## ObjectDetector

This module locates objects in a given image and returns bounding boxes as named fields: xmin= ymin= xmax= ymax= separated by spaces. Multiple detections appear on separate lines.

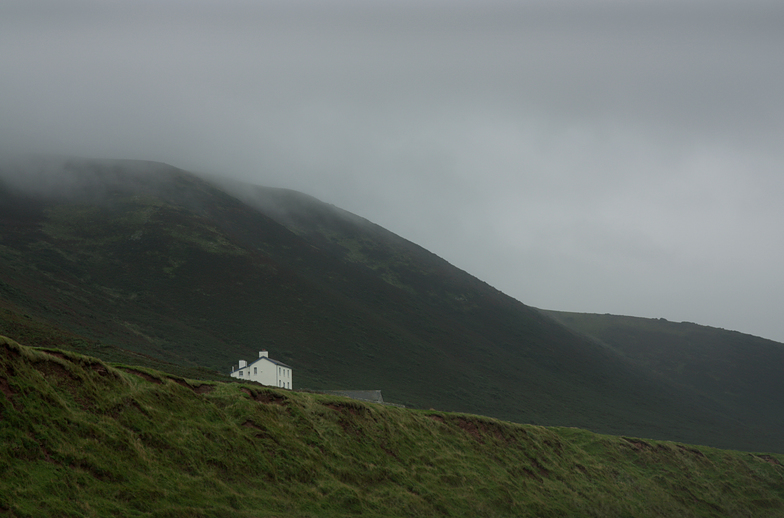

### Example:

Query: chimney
xmin=259 ymin=350 xmax=269 ymax=358
xmin=239 ymin=360 xmax=247 ymax=369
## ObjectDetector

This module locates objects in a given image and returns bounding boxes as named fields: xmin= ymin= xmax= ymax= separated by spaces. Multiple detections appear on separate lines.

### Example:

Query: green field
xmin=2 ymin=335 xmax=784 ymax=517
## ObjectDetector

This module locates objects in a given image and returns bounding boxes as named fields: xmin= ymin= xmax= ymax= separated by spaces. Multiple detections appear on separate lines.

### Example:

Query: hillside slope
xmin=0 ymin=156 xmax=778 ymax=452
xmin=542 ymin=310 xmax=784 ymax=447
xmin=3 ymin=337 xmax=784 ymax=518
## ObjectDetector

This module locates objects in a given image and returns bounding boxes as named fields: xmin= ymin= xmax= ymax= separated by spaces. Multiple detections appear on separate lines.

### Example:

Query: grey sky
xmin=2 ymin=0 xmax=784 ymax=341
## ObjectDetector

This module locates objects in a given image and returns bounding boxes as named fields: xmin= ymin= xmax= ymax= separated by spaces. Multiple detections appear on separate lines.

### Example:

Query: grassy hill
xmin=0 ymin=156 xmax=782 ymax=452
xmin=2 ymin=336 xmax=784 ymax=517
xmin=542 ymin=310 xmax=784 ymax=449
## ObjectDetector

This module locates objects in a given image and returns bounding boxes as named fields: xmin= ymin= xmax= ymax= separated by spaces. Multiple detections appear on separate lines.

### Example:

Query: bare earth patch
xmin=241 ymin=387 xmax=288 ymax=405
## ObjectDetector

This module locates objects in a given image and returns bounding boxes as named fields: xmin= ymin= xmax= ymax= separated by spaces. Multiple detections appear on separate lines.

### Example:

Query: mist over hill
xmin=1 ymin=156 xmax=783 ymax=452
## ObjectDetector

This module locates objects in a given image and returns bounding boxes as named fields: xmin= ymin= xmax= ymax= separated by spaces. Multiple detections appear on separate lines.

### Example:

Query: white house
xmin=230 ymin=350 xmax=292 ymax=389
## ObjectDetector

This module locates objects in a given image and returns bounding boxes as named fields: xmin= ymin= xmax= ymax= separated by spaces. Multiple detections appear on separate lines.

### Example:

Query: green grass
xmin=2 ymin=335 xmax=784 ymax=517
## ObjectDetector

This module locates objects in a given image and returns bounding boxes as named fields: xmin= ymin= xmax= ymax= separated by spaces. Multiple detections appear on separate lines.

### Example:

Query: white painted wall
xmin=230 ymin=351 xmax=292 ymax=389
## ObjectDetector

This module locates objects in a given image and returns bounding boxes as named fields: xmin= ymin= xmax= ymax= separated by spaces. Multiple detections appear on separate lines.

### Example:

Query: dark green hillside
xmin=542 ymin=310 xmax=784 ymax=444
xmin=0 ymin=302 xmax=228 ymax=382
xmin=0 ymin=157 xmax=779 ymax=452
xmin=3 ymin=337 xmax=784 ymax=518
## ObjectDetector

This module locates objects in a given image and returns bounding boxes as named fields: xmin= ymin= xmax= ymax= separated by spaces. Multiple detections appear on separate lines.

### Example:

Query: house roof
xmin=246 ymin=356 xmax=291 ymax=369
xmin=322 ymin=390 xmax=384 ymax=403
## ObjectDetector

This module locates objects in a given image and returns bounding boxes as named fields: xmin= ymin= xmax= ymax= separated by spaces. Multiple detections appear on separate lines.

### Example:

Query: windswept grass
xmin=2 ymin=336 xmax=784 ymax=517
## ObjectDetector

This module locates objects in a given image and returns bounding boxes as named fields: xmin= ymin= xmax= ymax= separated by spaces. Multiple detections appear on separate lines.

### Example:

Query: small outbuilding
xmin=230 ymin=350 xmax=292 ymax=389
xmin=321 ymin=390 xmax=384 ymax=404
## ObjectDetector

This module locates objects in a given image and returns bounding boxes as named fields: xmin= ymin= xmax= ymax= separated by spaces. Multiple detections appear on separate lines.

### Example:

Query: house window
xmin=254 ymin=367 xmax=257 ymax=375
xmin=239 ymin=371 xmax=243 ymax=376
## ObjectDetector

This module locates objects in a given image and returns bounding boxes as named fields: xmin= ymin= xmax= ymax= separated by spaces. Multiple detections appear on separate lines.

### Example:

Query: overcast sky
xmin=2 ymin=0 xmax=784 ymax=342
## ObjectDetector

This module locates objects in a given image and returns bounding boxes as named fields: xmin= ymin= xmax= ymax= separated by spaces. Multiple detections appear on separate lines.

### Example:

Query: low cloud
xmin=2 ymin=0 xmax=784 ymax=340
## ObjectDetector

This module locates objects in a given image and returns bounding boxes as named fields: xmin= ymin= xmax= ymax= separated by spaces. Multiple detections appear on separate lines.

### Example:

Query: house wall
xmin=230 ymin=358 xmax=293 ymax=389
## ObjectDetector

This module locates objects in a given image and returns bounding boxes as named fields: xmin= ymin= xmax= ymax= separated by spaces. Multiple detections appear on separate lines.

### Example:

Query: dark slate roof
xmin=247 ymin=356 xmax=291 ymax=369
xmin=322 ymin=390 xmax=384 ymax=403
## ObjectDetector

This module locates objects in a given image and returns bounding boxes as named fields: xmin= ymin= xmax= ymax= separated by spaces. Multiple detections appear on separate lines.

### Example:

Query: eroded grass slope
xmin=2 ymin=336 xmax=784 ymax=517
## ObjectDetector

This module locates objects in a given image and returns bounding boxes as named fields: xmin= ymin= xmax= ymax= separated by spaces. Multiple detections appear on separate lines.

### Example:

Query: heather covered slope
xmin=542 ymin=310 xmax=784 ymax=449
xmin=0 ymin=157 xmax=778 ymax=452
xmin=2 ymin=337 xmax=784 ymax=518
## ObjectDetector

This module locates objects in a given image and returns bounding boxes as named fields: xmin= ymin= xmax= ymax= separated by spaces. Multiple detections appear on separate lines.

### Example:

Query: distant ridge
xmin=543 ymin=309 xmax=784 ymax=448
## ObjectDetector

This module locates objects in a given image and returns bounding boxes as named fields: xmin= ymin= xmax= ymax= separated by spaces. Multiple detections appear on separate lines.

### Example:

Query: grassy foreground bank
xmin=1 ymin=336 xmax=783 ymax=517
